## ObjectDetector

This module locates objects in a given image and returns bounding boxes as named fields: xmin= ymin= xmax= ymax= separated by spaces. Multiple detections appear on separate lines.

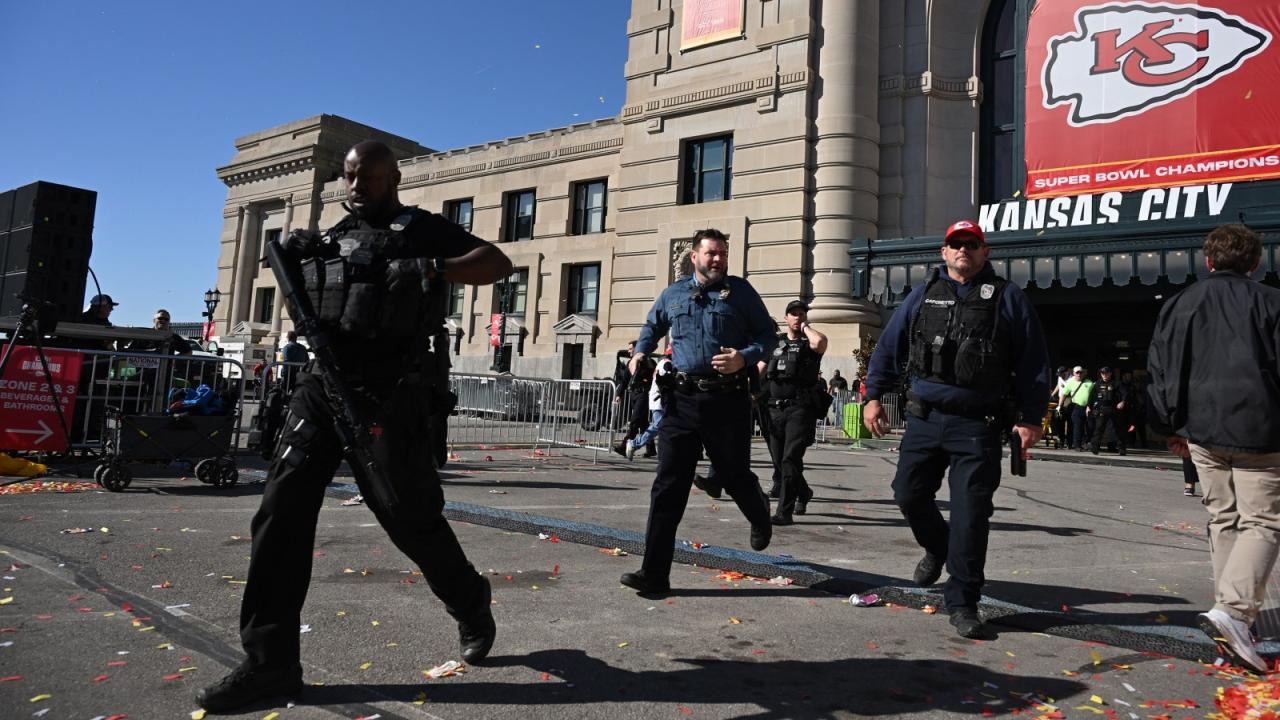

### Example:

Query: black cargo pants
xmin=238 ymin=369 xmax=486 ymax=669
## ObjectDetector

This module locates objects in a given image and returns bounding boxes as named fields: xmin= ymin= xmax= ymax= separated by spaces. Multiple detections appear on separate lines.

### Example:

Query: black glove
xmin=279 ymin=229 xmax=322 ymax=257
xmin=386 ymin=258 xmax=432 ymax=295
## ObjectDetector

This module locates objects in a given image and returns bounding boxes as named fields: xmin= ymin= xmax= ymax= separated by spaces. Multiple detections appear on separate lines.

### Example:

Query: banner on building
xmin=1025 ymin=1 xmax=1280 ymax=197
xmin=680 ymin=0 xmax=745 ymax=51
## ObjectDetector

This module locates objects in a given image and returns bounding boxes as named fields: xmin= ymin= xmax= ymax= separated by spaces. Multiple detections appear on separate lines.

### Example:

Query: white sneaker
xmin=1198 ymin=608 xmax=1269 ymax=674
xmin=625 ymin=442 xmax=637 ymax=461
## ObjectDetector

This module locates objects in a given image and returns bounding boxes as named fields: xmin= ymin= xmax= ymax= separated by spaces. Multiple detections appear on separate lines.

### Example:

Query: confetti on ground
xmin=848 ymin=593 xmax=880 ymax=607
xmin=341 ymin=496 xmax=365 ymax=506
xmin=424 ymin=661 xmax=465 ymax=679
xmin=60 ymin=528 xmax=91 ymax=534
xmin=0 ymin=480 xmax=96 ymax=495
xmin=922 ymin=605 xmax=937 ymax=615
xmin=29 ymin=693 xmax=51 ymax=702
xmin=767 ymin=576 xmax=793 ymax=586
xmin=728 ymin=617 xmax=742 ymax=625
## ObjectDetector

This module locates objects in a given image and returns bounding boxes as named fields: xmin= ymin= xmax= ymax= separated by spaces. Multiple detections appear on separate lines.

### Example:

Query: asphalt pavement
xmin=0 ymin=442 xmax=1270 ymax=719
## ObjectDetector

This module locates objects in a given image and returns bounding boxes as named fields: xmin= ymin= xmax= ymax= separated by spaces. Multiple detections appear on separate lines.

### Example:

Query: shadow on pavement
xmin=297 ymin=650 xmax=1087 ymax=718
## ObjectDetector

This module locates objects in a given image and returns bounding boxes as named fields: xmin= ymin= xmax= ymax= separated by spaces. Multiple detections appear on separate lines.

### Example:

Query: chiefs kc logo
xmin=1043 ymin=2 xmax=1271 ymax=126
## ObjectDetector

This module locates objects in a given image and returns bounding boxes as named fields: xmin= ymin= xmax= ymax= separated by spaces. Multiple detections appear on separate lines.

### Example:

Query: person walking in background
xmin=1061 ymin=366 xmax=1093 ymax=450
xmin=1148 ymin=224 xmax=1280 ymax=675
xmin=1050 ymin=366 xmax=1069 ymax=449
xmin=280 ymin=330 xmax=310 ymax=391
xmin=626 ymin=345 xmax=674 ymax=460
xmin=1088 ymin=366 xmax=1128 ymax=456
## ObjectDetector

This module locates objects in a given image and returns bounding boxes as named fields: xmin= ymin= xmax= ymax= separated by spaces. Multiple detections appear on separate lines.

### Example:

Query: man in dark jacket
xmin=1148 ymin=223 xmax=1280 ymax=675
xmin=1087 ymin=366 xmax=1128 ymax=455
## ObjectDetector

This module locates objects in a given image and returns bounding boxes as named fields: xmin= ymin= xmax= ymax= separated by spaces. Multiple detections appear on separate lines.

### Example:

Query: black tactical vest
xmin=1094 ymin=380 xmax=1122 ymax=408
xmin=300 ymin=207 xmax=445 ymax=359
xmin=906 ymin=267 xmax=1012 ymax=393
xmin=767 ymin=333 xmax=821 ymax=400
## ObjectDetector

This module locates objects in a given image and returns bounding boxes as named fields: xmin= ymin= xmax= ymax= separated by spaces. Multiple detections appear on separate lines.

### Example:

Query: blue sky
xmin=0 ymin=1 xmax=629 ymax=326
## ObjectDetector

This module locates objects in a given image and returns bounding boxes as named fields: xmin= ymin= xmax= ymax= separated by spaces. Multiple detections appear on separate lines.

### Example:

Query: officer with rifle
xmin=761 ymin=299 xmax=828 ymax=526
xmin=1088 ymin=366 xmax=1129 ymax=456
xmin=197 ymin=141 xmax=513 ymax=713
xmin=862 ymin=220 xmax=1050 ymax=639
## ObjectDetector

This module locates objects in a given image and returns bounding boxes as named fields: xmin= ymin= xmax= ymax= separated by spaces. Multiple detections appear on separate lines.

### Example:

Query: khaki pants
xmin=1191 ymin=443 xmax=1280 ymax=624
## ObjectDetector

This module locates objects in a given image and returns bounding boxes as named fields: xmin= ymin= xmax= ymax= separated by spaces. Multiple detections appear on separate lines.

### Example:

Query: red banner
xmin=680 ymin=0 xmax=744 ymax=50
xmin=489 ymin=313 xmax=503 ymax=348
xmin=1026 ymin=1 xmax=1280 ymax=197
xmin=0 ymin=347 xmax=82 ymax=452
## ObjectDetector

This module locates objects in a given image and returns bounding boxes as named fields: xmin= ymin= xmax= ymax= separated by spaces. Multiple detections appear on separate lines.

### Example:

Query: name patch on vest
xmin=924 ymin=298 xmax=956 ymax=307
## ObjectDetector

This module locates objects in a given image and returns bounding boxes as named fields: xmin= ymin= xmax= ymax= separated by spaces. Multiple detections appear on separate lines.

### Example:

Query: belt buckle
xmin=695 ymin=378 xmax=711 ymax=392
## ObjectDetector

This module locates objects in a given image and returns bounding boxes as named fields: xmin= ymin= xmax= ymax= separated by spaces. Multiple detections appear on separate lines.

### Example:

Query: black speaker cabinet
xmin=0 ymin=182 xmax=96 ymax=322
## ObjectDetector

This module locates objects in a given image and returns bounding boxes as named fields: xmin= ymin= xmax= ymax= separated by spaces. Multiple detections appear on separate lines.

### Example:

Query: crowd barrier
xmin=64 ymin=349 xmax=246 ymax=451
xmin=237 ymin=368 xmax=893 ymax=460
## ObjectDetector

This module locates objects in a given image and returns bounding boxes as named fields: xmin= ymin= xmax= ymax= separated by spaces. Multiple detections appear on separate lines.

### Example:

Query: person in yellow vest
xmin=1060 ymin=366 xmax=1094 ymax=450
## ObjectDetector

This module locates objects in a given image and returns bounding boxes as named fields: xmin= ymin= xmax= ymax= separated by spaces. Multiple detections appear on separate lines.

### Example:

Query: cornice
xmin=879 ymin=72 xmax=980 ymax=101
xmin=621 ymin=69 xmax=810 ymax=123
xmin=217 ymin=147 xmax=333 ymax=188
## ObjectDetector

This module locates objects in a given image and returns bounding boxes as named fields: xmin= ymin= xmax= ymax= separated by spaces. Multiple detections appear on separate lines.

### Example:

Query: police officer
xmin=863 ymin=219 xmax=1050 ymax=639
xmin=619 ymin=228 xmax=777 ymax=595
xmin=613 ymin=340 xmax=657 ymax=458
xmin=762 ymin=299 xmax=828 ymax=525
xmin=1088 ymin=366 xmax=1128 ymax=455
xmin=197 ymin=141 xmax=513 ymax=713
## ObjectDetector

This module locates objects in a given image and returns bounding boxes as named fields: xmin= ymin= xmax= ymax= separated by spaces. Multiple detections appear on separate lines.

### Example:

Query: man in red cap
xmin=861 ymin=219 xmax=1051 ymax=639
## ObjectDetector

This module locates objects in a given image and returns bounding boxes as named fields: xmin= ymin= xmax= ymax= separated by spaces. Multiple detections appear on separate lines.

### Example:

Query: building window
xmin=445 ymin=198 xmax=473 ymax=231
xmin=979 ymin=0 xmax=1025 ymax=203
xmin=255 ymin=287 xmax=275 ymax=325
xmin=448 ymin=282 xmax=466 ymax=318
xmin=503 ymin=190 xmax=536 ymax=242
xmin=571 ymin=179 xmax=607 ymax=235
xmin=262 ymin=227 xmax=282 ymax=257
xmin=681 ymin=135 xmax=733 ymax=204
xmin=492 ymin=269 xmax=529 ymax=315
xmin=566 ymin=263 xmax=600 ymax=316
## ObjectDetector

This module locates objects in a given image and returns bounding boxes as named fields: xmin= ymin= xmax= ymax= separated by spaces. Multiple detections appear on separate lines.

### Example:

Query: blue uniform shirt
xmin=636 ymin=275 xmax=776 ymax=375
xmin=865 ymin=263 xmax=1052 ymax=425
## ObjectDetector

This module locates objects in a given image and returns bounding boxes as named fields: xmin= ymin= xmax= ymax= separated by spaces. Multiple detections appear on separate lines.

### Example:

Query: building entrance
xmin=1025 ymin=279 xmax=1186 ymax=379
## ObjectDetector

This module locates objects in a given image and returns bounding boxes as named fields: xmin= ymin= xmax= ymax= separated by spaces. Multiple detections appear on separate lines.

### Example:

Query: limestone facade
xmin=215 ymin=0 xmax=1002 ymax=380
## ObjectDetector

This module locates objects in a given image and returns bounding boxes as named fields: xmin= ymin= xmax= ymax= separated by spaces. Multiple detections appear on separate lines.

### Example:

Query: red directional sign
xmin=0 ymin=346 xmax=82 ymax=452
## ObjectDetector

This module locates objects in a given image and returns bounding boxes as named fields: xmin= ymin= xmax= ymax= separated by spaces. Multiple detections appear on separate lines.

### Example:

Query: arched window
xmin=978 ymin=0 xmax=1028 ymax=203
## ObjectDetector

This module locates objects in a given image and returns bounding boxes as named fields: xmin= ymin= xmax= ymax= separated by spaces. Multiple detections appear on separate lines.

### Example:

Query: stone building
xmin=213 ymin=0 xmax=1280 ymax=379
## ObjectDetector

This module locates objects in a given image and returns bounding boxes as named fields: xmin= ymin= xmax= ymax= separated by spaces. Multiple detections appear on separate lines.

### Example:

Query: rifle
xmin=264 ymin=237 xmax=401 ymax=510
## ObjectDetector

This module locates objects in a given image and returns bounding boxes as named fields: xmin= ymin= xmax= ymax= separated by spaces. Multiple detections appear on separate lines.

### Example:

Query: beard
xmin=695 ymin=261 xmax=725 ymax=283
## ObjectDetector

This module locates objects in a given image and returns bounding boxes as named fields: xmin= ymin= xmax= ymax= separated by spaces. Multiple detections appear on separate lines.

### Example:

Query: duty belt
xmin=768 ymin=398 xmax=797 ymax=409
xmin=673 ymin=372 xmax=749 ymax=394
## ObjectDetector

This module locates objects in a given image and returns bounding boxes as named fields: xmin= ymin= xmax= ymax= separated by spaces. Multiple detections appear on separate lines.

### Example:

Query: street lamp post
xmin=202 ymin=288 xmax=222 ymax=346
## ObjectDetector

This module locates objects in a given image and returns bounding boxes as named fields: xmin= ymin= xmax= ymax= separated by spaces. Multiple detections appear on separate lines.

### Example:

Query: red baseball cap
xmin=944 ymin=220 xmax=986 ymax=246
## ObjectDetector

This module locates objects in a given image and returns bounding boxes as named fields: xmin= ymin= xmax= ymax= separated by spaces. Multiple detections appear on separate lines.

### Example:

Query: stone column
xmin=270 ymin=199 xmax=293 ymax=337
xmin=807 ymin=0 xmax=882 ymax=329
xmin=228 ymin=205 xmax=257 ymax=329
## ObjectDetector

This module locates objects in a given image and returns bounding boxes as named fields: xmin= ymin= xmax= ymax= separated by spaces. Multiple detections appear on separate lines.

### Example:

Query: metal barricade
xmin=250 ymin=360 xmax=309 ymax=403
xmin=68 ymin=350 xmax=246 ymax=451
xmin=536 ymin=378 xmax=620 ymax=455
xmin=448 ymin=374 xmax=549 ymax=449
xmin=880 ymin=391 xmax=906 ymax=429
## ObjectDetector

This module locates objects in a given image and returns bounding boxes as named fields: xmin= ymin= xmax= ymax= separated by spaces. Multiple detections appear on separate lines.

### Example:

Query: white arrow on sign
xmin=6 ymin=419 xmax=53 ymax=445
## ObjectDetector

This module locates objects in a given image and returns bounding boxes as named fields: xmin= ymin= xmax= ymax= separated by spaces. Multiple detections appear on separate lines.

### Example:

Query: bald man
xmin=198 ymin=141 xmax=513 ymax=713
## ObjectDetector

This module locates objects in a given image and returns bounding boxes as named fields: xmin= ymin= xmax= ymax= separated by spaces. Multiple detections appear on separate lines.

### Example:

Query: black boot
xmin=692 ymin=474 xmax=722 ymax=499
xmin=620 ymin=570 xmax=670 ymax=595
xmin=458 ymin=577 xmax=496 ymax=664
xmin=196 ymin=663 xmax=303 ymax=713
xmin=795 ymin=486 xmax=814 ymax=515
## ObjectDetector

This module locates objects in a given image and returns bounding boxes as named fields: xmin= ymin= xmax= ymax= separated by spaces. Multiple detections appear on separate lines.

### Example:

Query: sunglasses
xmin=945 ymin=238 xmax=983 ymax=251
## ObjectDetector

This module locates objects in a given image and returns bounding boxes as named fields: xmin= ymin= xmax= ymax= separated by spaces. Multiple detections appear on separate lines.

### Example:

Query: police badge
xmin=980 ymin=284 xmax=995 ymax=300
xmin=719 ymin=287 xmax=731 ymax=300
